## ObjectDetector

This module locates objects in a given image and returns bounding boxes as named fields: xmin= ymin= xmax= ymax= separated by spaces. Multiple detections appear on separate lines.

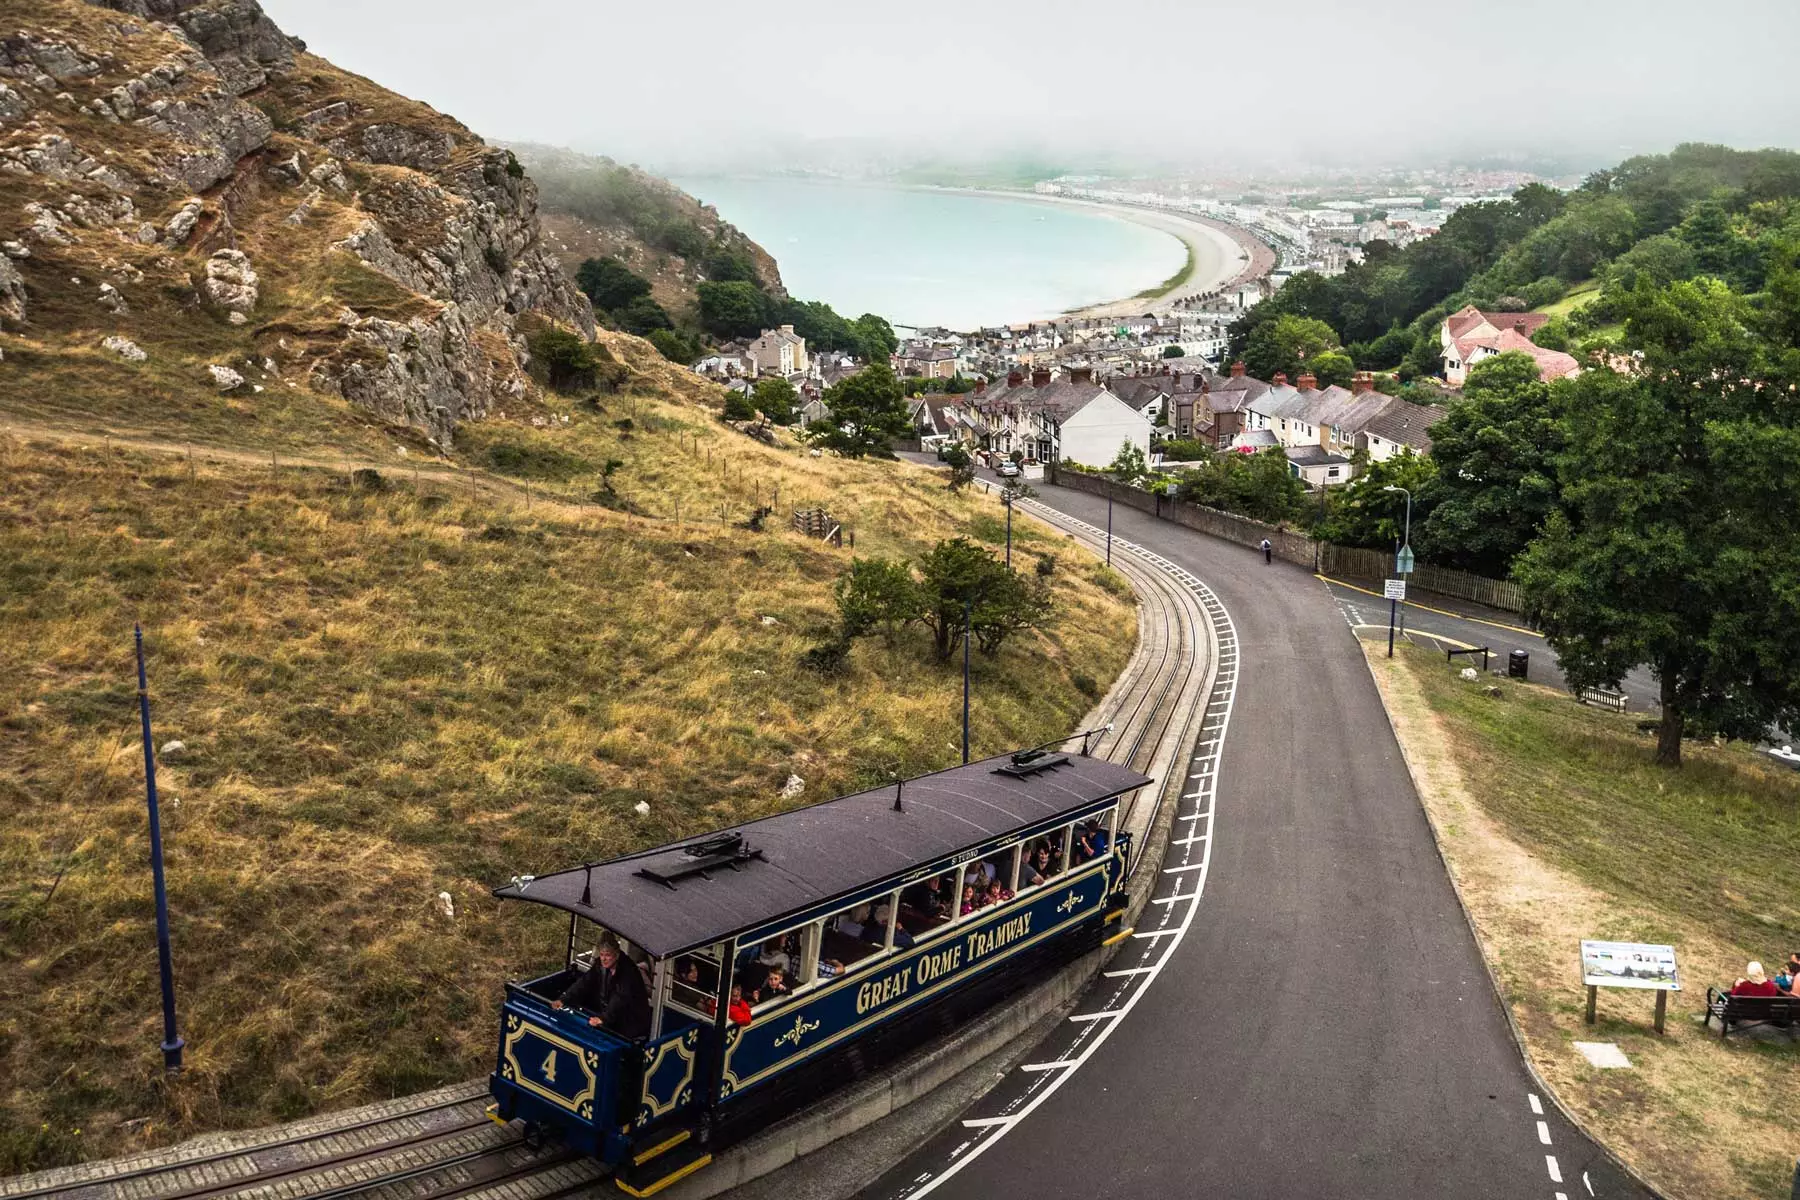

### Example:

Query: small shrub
xmin=484 ymin=441 xmax=592 ymax=481
xmin=1035 ymin=554 xmax=1057 ymax=578
xmin=800 ymin=637 xmax=853 ymax=676
xmin=484 ymin=244 xmax=509 ymax=275
xmin=1090 ymin=565 xmax=1132 ymax=599
xmin=722 ymin=390 xmax=757 ymax=421
xmin=350 ymin=467 xmax=388 ymax=492
xmin=1072 ymin=670 xmax=1100 ymax=699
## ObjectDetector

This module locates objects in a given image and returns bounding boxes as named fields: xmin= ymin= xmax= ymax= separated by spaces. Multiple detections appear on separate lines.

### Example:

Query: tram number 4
xmin=541 ymin=1050 xmax=558 ymax=1083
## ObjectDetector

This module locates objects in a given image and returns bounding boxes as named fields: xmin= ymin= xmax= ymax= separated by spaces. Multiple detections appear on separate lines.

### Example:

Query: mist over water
xmin=673 ymin=179 xmax=1188 ymax=331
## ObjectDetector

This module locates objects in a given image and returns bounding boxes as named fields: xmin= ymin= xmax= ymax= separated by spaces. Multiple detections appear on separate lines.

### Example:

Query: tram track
xmin=0 ymin=1094 xmax=599 ymax=1200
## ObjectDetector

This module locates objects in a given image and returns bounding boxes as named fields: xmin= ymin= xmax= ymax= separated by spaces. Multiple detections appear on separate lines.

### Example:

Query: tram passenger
xmin=755 ymin=938 xmax=792 ymax=975
xmin=960 ymin=882 xmax=980 ymax=916
xmin=727 ymin=984 xmax=753 ymax=1025
xmin=755 ymin=965 xmax=791 ymax=1004
xmin=874 ymin=903 xmax=914 ymax=948
xmin=1023 ymin=844 xmax=1054 ymax=887
xmin=902 ymin=877 xmax=949 ymax=921
xmin=983 ymin=879 xmax=1013 ymax=907
xmin=1076 ymin=819 xmax=1110 ymax=864
xmin=552 ymin=935 xmax=652 ymax=1039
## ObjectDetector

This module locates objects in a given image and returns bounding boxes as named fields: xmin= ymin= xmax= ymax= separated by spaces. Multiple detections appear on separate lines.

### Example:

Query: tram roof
xmin=493 ymin=749 xmax=1152 ymax=958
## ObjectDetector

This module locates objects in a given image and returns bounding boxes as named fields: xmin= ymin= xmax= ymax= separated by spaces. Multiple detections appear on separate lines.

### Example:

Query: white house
xmin=972 ymin=366 xmax=1151 ymax=467
xmin=745 ymin=325 xmax=808 ymax=376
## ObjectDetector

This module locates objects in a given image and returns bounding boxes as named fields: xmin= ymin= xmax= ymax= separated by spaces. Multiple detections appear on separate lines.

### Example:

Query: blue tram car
xmin=487 ymin=746 xmax=1151 ymax=1195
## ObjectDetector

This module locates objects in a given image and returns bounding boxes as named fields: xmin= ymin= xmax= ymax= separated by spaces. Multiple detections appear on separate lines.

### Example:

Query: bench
xmin=1704 ymin=987 xmax=1800 ymax=1038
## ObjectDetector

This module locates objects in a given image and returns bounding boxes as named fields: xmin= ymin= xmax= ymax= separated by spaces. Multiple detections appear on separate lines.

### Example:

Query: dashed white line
xmin=1528 ymin=1093 xmax=1543 ymax=1116
xmin=1546 ymin=1155 xmax=1562 ymax=1184
xmin=1019 ymin=1060 xmax=1078 ymax=1073
xmin=1536 ymin=1120 xmax=1552 ymax=1145
xmin=1068 ymin=1010 xmax=1123 ymax=1023
xmin=1102 ymin=967 xmax=1154 ymax=978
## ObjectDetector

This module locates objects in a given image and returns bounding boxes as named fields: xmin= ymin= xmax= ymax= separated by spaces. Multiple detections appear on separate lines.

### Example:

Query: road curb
xmin=1357 ymin=645 xmax=1672 ymax=1200
xmin=666 ymin=511 xmax=1218 ymax=1199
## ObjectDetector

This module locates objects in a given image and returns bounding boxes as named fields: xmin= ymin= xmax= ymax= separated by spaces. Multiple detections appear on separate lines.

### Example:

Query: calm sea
xmin=671 ymin=177 xmax=1187 ymax=332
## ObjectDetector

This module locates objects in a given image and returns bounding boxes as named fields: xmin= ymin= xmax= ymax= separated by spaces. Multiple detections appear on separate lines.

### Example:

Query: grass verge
xmin=1364 ymin=641 xmax=1797 ymax=1200
xmin=1133 ymin=241 xmax=1196 ymax=302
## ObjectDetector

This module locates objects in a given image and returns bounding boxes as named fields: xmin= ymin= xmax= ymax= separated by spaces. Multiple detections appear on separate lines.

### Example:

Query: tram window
xmin=1074 ymin=809 xmax=1115 ymax=864
xmin=821 ymin=901 xmax=889 ymax=969
xmin=899 ymin=871 xmax=957 ymax=935
xmin=666 ymin=945 xmax=723 ymax=1019
xmin=1019 ymin=839 xmax=1060 ymax=889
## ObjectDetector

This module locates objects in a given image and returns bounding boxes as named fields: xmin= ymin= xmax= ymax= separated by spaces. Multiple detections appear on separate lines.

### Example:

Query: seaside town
xmin=689 ymin=167 xmax=1580 ymax=484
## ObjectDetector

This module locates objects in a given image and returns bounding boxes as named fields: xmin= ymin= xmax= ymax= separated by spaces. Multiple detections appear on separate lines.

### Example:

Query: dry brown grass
xmin=0 ymin=425 xmax=1131 ymax=1172
xmin=1366 ymin=643 xmax=1797 ymax=1200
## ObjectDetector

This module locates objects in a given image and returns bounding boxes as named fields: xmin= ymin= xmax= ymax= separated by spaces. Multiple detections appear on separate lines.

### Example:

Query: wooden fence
xmin=793 ymin=507 xmax=847 ymax=547
xmin=1051 ymin=469 xmax=1527 ymax=614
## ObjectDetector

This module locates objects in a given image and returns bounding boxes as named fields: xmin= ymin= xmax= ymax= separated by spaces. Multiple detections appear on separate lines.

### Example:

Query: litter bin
xmin=1508 ymin=649 xmax=1529 ymax=679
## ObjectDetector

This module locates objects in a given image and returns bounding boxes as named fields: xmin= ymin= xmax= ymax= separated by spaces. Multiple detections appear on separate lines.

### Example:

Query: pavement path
xmin=861 ymin=479 xmax=1651 ymax=1200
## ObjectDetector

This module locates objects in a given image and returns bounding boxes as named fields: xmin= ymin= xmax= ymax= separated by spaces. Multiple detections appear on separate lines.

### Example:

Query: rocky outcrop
xmin=0 ymin=0 xmax=600 ymax=443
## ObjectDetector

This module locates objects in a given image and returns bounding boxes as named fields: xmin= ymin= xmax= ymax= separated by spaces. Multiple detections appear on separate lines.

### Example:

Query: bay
xmin=672 ymin=177 xmax=1189 ymax=332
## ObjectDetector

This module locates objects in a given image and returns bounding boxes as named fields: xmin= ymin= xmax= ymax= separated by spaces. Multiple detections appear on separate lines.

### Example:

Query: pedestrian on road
xmin=1260 ymin=537 xmax=1272 ymax=565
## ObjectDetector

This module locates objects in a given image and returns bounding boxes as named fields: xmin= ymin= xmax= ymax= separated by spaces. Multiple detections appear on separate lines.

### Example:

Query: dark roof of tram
xmin=493 ymin=750 xmax=1152 ymax=958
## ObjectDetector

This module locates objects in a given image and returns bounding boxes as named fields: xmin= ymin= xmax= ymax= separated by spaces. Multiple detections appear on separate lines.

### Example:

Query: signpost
xmin=1580 ymin=940 xmax=1680 ymax=1034
xmin=1384 ymin=578 xmax=1406 ymax=658
xmin=1394 ymin=545 xmax=1413 ymax=635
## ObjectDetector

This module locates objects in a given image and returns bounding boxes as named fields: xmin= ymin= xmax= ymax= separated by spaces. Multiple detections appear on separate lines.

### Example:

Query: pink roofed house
xmin=1439 ymin=305 xmax=1578 ymax=385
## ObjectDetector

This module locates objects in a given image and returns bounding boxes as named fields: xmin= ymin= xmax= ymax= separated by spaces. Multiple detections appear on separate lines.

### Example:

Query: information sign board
xmin=1383 ymin=579 xmax=1407 ymax=601
xmin=1396 ymin=545 xmax=1415 ymax=574
xmin=1580 ymin=940 xmax=1679 ymax=991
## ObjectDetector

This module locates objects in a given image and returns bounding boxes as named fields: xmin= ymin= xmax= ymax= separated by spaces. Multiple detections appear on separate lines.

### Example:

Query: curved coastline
xmin=924 ymin=187 xmax=1273 ymax=322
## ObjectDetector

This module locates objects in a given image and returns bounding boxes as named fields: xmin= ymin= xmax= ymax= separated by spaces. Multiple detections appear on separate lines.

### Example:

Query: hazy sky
xmin=261 ymin=0 xmax=1800 ymax=174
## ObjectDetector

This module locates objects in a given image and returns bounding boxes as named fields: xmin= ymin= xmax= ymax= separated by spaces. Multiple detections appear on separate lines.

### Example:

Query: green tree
xmin=1514 ymin=278 xmax=1800 ymax=765
xmin=1162 ymin=345 xmax=1186 ymax=358
xmin=697 ymin=280 xmax=771 ymax=339
xmin=1310 ymin=350 xmax=1356 ymax=388
xmin=805 ymin=363 xmax=912 ymax=458
xmin=851 ymin=313 xmax=900 ymax=361
xmin=942 ymin=443 xmax=976 ymax=491
xmin=1106 ymin=440 xmax=1149 ymax=485
xmin=645 ymin=327 xmax=702 ymax=364
xmin=722 ymin=387 xmax=757 ymax=421
xmin=701 ymin=245 xmax=759 ymax=284
xmin=1417 ymin=352 xmax=1565 ymax=574
xmin=1243 ymin=314 xmax=1342 ymax=381
xmin=1177 ymin=448 xmax=1309 ymax=525
xmin=575 ymin=257 xmax=650 ymax=311
xmin=834 ymin=556 xmax=921 ymax=641
xmin=528 ymin=327 xmax=622 ymax=392
xmin=752 ymin=376 xmax=798 ymax=425
xmin=1317 ymin=450 xmax=1438 ymax=549
xmin=612 ymin=294 xmax=672 ymax=335
xmin=914 ymin=538 xmax=1050 ymax=660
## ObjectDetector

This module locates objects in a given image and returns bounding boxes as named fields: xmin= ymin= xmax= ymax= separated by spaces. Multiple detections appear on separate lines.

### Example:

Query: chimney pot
xmin=1031 ymin=368 xmax=1052 ymax=388
xmin=1273 ymin=372 xmax=1288 ymax=387
xmin=974 ymin=378 xmax=987 ymax=395
xmin=1230 ymin=361 xmax=1246 ymax=378
xmin=1070 ymin=365 xmax=1093 ymax=385
xmin=1008 ymin=369 xmax=1024 ymax=387
xmin=1297 ymin=372 xmax=1318 ymax=390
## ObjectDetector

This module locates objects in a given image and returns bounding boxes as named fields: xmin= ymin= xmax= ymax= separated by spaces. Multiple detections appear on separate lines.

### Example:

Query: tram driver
xmin=552 ymin=934 xmax=652 ymax=1039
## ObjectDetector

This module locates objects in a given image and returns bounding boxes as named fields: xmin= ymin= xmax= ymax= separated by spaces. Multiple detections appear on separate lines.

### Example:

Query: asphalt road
xmin=864 ymin=478 xmax=1649 ymax=1200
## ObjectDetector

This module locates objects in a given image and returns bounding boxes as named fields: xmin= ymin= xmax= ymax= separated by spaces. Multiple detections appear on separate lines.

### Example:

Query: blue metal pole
xmin=135 ymin=625 xmax=184 ymax=1072
xmin=962 ymin=600 xmax=972 ymax=765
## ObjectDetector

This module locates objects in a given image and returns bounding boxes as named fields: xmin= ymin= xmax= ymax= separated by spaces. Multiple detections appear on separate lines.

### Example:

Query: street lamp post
xmin=1106 ymin=496 xmax=1114 ymax=567
xmin=1383 ymin=484 xmax=1413 ymax=637
xmin=1002 ymin=489 xmax=1013 ymax=570
xmin=961 ymin=600 xmax=972 ymax=765
xmin=134 ymin=625 xmax=184 ymax=1073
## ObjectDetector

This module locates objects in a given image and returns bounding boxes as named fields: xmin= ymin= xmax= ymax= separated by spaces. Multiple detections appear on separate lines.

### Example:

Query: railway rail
xmin=2 ymin=491 xmax=1213 ymax=1200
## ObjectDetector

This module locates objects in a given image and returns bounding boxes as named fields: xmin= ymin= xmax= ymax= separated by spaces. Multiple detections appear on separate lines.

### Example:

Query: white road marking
xmin=1537 ymin=1120 xmax=1552 ymax=1145
xmin=901 ymin=503 xmax=1238 ymax=1200
xmin=1068 ymin=1010 xmax=1123 ymax=1023
xmin=1528 ymin=1093 xmax=1543 ymax=1115
xmin=1163 ymin=862 xmax=1207 ymax=874
xmin=1584 ymin=1171 xmax=1594 ymax=1195
xmin=1546 ymin=1155 xmax=1562 ymax=1184
xmin=1171 ymin=834 xmax=1208 ymax=846
xmin=1103 ymin=967 xmax=1154 ymax=977
xmin=1020 ymin=1060 xmax=1078 ymax=1072
xmin=1152 ymin=891 xmax=1200 ymax=905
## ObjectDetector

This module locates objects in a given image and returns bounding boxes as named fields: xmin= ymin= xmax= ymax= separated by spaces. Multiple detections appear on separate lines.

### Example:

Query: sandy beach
xmin=938 ymin=188 xmax=1274 ymax=320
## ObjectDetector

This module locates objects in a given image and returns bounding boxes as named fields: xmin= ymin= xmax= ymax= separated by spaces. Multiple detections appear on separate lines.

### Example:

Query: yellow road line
xmin=1317 ymin=575 xmax=1541 ymax=638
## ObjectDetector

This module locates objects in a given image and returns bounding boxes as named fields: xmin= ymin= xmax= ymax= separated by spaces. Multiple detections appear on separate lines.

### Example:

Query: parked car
xmin=996 ymin=461 xmax=1021 ymax=479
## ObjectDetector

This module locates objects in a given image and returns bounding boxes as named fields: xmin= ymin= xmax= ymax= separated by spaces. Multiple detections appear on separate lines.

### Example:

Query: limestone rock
xmin=97 ymin=282 xmax=128 ymax=313
xmin=207 ymin=363 xmax=245 ymax=391
xmin=307 ymin=157 xmax=347 ymax=192
xmin=102 ymin=335 xmax=147 ymax=362
xmin=162 ymin=197 xmax=203 ymax=245
xmin=136 ymin=222 xmax=158 ymax=244
xmin=778 ymin=774 xmax=805 ymax=800
xmin=0 ymin=256 xmax=25 ymax=324
xmin=202 ymin=248 xmax=258 ymax=312
xmin=269 ymin=150 xmax=304 ymax=184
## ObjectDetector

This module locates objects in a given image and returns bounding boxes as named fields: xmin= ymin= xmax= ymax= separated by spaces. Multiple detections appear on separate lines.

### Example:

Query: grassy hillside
xmin=0 ymin=388 xmax=1133 ymax=1169
xmin=1369 ymin=645 xmax=1797 ymax=1200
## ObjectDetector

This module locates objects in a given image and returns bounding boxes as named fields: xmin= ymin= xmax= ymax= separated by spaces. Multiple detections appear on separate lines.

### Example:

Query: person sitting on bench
xmin=1729 ymin=961 xmax=1779 ymax=998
